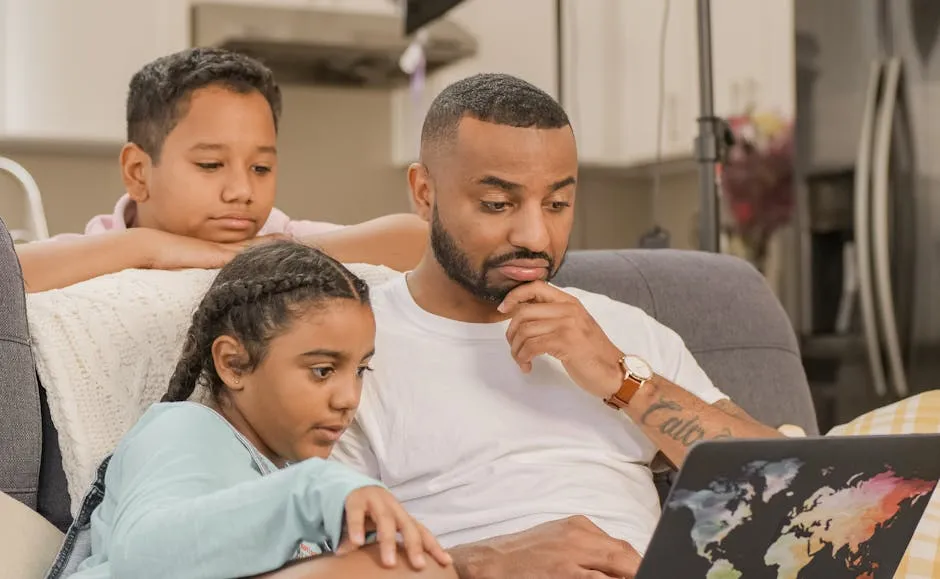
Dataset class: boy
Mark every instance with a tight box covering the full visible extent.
[16,47,427,293]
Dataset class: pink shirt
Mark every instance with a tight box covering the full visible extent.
[54,194,344,240]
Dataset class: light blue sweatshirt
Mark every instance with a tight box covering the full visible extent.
[70,402,379,579]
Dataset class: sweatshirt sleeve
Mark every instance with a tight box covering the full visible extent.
[104,405,380,579]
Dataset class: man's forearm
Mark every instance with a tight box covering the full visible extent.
[254,544,459,579]
[15,230,150,293]
[622,375,782,468]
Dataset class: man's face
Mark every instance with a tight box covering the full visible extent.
[422,117,578,303]
[130,85,278,243]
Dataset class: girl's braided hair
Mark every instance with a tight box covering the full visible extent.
[162,240,370,403]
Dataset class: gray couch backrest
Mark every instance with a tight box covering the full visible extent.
[553,249,818,435]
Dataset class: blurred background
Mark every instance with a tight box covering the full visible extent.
[2,0,940,431]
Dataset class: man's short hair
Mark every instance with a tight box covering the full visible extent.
[420,73,570,156]
[126,47,282,162]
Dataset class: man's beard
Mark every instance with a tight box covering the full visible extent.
[430,204,562,303]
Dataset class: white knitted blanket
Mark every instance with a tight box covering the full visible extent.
[26,264,401,515]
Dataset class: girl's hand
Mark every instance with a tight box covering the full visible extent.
[338,486,452,570]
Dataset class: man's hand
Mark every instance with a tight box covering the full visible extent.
[450,516,642,579]
[142,228,288,271]
[500,281,623,399]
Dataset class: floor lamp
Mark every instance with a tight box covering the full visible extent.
[695,0,725,253]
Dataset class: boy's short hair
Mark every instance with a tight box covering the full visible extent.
[126,47,283,162]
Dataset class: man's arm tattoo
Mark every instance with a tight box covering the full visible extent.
[639,396,733,447]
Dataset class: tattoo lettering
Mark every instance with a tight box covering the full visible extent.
[639,397,682,422]
[640,396,707,447]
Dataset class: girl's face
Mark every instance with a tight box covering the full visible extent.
[217,298,376,464]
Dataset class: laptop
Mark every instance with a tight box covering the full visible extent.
[636,434,940,579]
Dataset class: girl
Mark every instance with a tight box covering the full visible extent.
[51,241,449,579]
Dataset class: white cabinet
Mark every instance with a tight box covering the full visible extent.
[0,0,189,144]
[212,0,399,14]
[391,0,700,168]
[390,0,558,165]
[711,0,795,119]
[565,0,698,167]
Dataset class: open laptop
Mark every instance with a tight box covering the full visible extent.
[636,434,940,579]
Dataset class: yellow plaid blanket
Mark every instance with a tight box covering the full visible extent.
[828,391,940,579]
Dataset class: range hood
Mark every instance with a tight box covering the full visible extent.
[191,2,477,87]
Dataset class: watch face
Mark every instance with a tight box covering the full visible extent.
[625,355,653,380]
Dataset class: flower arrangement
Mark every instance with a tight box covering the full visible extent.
[718,110,795,273]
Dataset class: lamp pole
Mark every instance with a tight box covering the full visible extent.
[695,0,722,253]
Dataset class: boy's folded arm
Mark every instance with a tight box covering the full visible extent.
[16,228,246,293]
[15,229,155,293]
[300,214,428,272]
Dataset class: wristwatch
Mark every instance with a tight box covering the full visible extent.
[604,354,654,410]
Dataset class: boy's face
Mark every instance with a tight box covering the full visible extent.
[123,85,278,243]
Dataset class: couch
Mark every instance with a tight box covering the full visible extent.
[0,216,819,533]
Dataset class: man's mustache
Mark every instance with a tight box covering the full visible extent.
[485,250,554,270]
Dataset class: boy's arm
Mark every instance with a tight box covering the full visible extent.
[17,212,429,292]
[299,214,428,273]
[15,229,248,293]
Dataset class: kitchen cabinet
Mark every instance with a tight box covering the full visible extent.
[710,0,796,120]
[565,0,698,167]
[0,0,189,144]
[214,0,399,14]
[390,0,559,165]
[391,0,700,168]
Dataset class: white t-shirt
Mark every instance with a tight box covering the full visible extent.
[331,276,727,554]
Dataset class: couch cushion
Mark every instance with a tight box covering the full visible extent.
[0,490,63,579]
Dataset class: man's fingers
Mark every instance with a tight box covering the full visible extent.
[498,281,572,313]
[505,303,571,342]
[509,321,558,360]
[515,335,559,368]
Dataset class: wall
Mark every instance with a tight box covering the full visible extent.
[0,84,698,251]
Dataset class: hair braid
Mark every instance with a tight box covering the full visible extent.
[161,241,371,404]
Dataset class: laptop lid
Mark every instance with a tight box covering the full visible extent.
[637,434,940,579]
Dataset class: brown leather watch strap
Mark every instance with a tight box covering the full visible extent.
[604,355,652,410]
[604,377,641,410]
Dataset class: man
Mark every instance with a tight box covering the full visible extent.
[282,73,782,579]
[16,48,427,293]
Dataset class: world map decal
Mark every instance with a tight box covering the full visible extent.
[663,458,937,578]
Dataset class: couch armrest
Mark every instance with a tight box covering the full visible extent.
[0,217,43,508]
